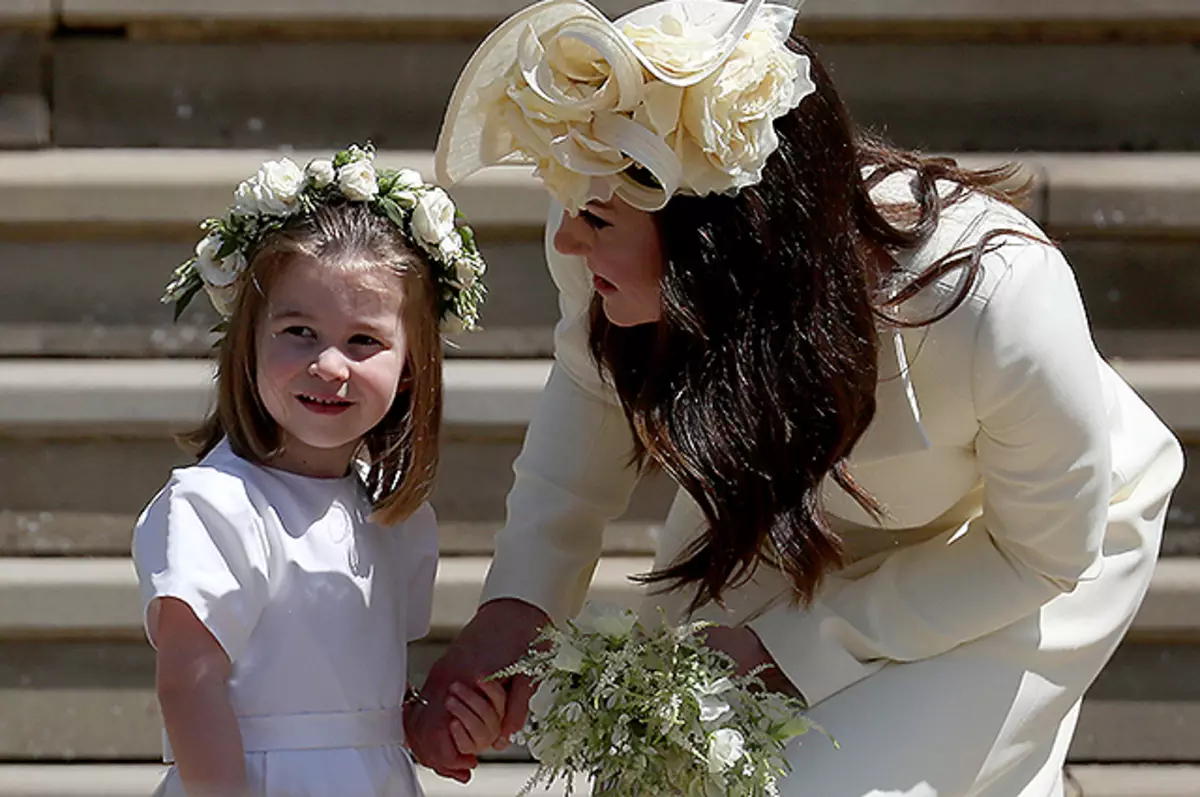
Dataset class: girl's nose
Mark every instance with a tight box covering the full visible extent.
[552,209,592,256]
[309,347,351,382]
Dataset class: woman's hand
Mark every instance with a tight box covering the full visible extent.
[445,680,508,756]
[703,624,806,702]
[405,599,549,782]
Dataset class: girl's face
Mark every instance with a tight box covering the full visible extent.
[553,198,665,327]
[256,256,407,478]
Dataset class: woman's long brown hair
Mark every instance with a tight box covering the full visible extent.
[589,37,1031,613]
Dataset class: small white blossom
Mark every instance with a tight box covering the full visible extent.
[552,642,585,673]
[707,728,746,774]
[393,168,424,188]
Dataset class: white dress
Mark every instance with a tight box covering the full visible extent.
[132,439,437,797]
[481,181,1184,796]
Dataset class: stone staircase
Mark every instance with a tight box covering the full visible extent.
[1,1,1198,795]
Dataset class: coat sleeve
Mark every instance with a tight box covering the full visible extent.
[749,240,1112,706]
[480,206,643,623]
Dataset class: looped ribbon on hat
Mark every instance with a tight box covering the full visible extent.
[515,0,774,211]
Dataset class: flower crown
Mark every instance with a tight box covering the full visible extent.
[436,0,814,213]
[163,145,488,333]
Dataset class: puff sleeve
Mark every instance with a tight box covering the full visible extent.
[132,471,272,662]
[480,206,643,623]
[748,240,1112,706]
[397,502,440,642]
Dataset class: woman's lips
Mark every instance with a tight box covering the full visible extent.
[297,394,353,415]
[592,273,617,295]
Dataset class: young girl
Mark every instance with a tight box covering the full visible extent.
[133,146,504,797]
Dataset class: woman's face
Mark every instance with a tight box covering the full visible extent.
[553,198,665,327]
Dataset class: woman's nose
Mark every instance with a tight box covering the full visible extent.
[552,210,591,256]
[310,346,351,382]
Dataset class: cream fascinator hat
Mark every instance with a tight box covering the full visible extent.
[435,0,815,213]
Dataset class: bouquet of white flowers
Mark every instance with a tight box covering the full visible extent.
[491,603,828,797]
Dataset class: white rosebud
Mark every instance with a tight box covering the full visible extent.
[411,188,458,246]
[338,159,379,201]
[391,189,419,210]
[574,603,638,639]
[306,158,336,188]
[552,642,586,673]
[192,233,245,288]
[563,702,584,723]
[706,728,745,774]
[394,168,424,188]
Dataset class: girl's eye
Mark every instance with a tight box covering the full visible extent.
[283,326,316,339]
[579,209,612,230]
[349,334,383,347]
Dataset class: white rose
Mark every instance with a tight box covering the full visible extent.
[337,159,379,201]
[551,641,586,673]
[393,168,424,189]
[706,728,745,774]
[411,188,458,246]
[233,160,304,216]
[574,603,637,639]
[192,233,245,288]
[306,158,336,188]
[260,158,304,203]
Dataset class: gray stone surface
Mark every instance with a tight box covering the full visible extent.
[0,640,1194,761]
[1042,155,1200,232]
[0,236,554,334]
[0,436,678,523]
[54,0,1200,25]
[0,34,47,147]
[0,2,51,28]
[0,235,1195,359]
[52,39,1200,151]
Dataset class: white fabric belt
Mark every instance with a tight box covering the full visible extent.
[163,707,405,760]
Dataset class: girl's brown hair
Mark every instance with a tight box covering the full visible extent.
[181,202,443,526]
[589,36,1032,613]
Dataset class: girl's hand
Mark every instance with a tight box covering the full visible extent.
[445,680,508,755]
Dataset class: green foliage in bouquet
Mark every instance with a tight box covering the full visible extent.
[491,603,829,797]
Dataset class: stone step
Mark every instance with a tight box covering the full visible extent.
[41,28,1200,151]
[1,556,1197,644]
[0,552,1196,763]
[53,0,1200,43]
[0,3,51,30]
[0,359,1194,531]
[1,764,1190,797]
[1,358,1195,438]
[0,151,1196,348]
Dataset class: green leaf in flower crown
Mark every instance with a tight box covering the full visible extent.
[459,225,478,253]
[376,169,399,196]
[173,279,203,322]
[215,235,240,261]
[377,197,409,231]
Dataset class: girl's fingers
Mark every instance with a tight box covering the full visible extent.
[449,683,503,734]
[476,679,508,717]
[446,696,495,753]
[449,719,480,756]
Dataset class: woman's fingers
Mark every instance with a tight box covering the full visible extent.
[446,683,505,754]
